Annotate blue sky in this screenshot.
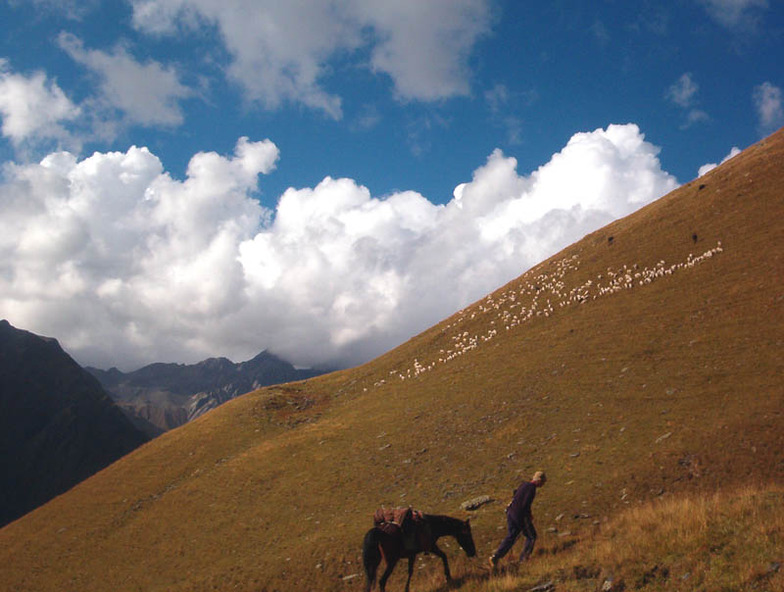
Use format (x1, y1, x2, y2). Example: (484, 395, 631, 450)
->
(0, 0, 782, 370)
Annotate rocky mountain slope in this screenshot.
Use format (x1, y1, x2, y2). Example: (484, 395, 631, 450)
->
(1, 128, 781, 591)
(0, 320, 149, 527)
(88, 351, 325, 433)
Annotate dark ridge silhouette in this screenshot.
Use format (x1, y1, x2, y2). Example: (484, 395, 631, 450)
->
(0, 320, 149, 527)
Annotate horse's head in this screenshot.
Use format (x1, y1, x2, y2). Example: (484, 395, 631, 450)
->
(456, 518, 477, 557)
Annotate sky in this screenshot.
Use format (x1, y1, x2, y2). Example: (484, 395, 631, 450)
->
(0, 0, 782, 371)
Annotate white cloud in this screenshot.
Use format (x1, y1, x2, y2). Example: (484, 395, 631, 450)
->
(666, 73, 709, 128)
(57, 33, 192, 127)
(753, 82, 783, 133)
(0, 59, 81, 144)
(0, 124, 678, 370)
(0, 137, 277, 367)
(684, 109, 710, 126)
(699, 0, 768, 30)
(697, 146, 741, 177)
(128, 0, 492, 116)
(666, 73, 699, 108)
(353, 0, 492, 101)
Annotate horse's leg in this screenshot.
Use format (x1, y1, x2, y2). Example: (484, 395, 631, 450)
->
(431, 543, 452, 582)
(378, 557, 398, 592)
(404, 555, 415, 592)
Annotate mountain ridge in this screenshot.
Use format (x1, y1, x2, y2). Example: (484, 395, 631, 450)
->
(87, 349, 326, 433)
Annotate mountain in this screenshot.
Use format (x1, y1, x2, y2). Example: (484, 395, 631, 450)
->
(87, 351, 325, 433)
(0, 320, 149, 527)
(1, 128, 782, 591)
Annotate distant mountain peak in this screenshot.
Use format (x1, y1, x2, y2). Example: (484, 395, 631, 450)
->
(88, 349, 326, 432)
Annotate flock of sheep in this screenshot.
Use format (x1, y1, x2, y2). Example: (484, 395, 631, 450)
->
(371, 241, 724, 389)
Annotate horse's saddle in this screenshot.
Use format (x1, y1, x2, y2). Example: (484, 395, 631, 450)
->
(373, 506, 423, 528)
(373, 507, 432, 551)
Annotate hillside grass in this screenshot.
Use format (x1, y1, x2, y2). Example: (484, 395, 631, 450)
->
(423, 484, 782, 592)
(1, 129, 782, 591)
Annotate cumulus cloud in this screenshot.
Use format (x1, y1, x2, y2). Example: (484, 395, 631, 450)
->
(57, 33, 192, 127)
(128, 0, 492, 116)
(753, 82, 783, 133)
(0, 124, 678, 370)
(697, 146, 741, 177)
(0, 59, 81, 145)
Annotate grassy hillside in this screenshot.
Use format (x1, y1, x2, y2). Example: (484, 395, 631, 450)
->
(433, 484, 783, 592)
(1, 128, 782, 592)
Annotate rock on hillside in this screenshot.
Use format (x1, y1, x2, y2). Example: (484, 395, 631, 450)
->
(87, 351, 325, 432)
(0, 320, 149, 527)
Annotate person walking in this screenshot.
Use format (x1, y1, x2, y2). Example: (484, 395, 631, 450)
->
(489, 470, 546, 569)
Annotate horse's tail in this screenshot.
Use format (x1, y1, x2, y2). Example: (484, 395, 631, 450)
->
(362, 527, 382, 592)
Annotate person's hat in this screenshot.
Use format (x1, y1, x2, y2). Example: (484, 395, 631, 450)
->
(532, 471, 547, 484)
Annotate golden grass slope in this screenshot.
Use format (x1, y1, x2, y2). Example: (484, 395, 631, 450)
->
(1, 128, 782, 592)
(449, 484, 783, 592)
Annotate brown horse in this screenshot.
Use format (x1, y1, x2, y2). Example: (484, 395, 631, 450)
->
(362, 514, 476, 592)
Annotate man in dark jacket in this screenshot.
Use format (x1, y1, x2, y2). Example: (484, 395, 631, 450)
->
(489, 470, 546, 569)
